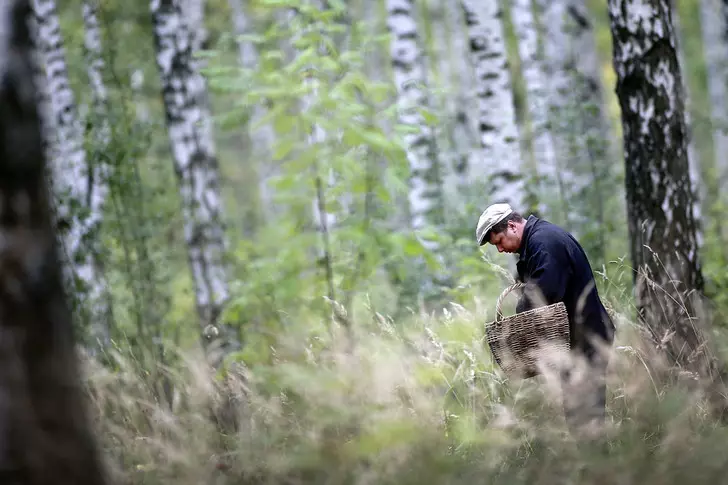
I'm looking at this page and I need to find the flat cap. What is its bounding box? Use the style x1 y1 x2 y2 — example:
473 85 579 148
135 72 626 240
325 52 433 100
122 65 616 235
475 203 513 246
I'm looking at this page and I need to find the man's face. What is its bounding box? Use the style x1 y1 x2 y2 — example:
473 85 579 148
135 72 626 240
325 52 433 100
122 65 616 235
489 222 521 253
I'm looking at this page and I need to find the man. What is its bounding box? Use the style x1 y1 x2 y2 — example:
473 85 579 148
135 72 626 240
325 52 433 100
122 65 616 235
476 203 615 433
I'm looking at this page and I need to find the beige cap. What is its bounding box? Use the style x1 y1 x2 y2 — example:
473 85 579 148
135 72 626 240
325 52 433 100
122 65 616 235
476 203 513 246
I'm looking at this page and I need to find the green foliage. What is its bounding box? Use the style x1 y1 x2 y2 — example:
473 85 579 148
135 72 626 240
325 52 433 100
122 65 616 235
89 303 728 485
46 0 728 481
55 0 728 354
204 1 453 328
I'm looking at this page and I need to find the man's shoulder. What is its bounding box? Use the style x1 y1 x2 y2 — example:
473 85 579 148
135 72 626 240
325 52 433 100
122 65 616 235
529 218 574 247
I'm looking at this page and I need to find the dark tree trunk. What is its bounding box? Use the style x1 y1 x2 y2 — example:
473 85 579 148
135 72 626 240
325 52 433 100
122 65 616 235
0 1 108 483
607 0 714 376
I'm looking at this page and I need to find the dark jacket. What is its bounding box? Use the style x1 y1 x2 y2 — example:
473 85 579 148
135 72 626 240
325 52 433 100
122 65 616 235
515 215 615 359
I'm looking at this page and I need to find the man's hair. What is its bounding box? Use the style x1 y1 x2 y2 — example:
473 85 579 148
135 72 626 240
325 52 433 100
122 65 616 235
485 212 524 241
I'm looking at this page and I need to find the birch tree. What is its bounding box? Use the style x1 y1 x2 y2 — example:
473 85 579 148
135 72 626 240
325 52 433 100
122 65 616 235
30 0 111 349
672 6 703 247
607 0 714 376
150 0 238 362
81 0 114 352
510 0 561 218
700 0 728 190
386 0 444 245
461 0 525 210
564 0 612 256
181 0 207 56
228 0 278 216
83 1 110 148
439 0 478 205
299 1 338 306
535 0 611 233
0 0 109 480
386 0 451 306
535 0 579 224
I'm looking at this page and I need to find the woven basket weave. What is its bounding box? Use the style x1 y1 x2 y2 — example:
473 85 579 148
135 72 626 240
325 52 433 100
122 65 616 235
485 282 571 379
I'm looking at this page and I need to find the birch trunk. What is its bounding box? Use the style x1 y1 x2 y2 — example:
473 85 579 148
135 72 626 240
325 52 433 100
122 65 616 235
461 0 525 211
386 0 444 245
83 1 110 148
564 0 612 257
608 0 713 376
228 0 256 67
130 69 152 122
0 1 109 480
228 0 278 216
299 1 337 295
534 0 613 254
428 0 456 198
30 0 110 347
441 0 477 205
304 77 336 304
510 0 561 217
534 0 578 228
700 0 728 189
181 0 207 54
672 6 703 247
82 0 113 352
150 0 237 362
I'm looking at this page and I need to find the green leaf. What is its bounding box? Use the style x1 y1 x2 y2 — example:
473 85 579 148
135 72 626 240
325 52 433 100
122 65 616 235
402 236 425 257
272 109 298 135
273 138 296 161
420 107 439 126
361 130 398 153
214 108 249 131
234 33 266 45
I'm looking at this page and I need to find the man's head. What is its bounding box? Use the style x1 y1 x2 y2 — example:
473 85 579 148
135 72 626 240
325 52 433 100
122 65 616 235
475 203 526 253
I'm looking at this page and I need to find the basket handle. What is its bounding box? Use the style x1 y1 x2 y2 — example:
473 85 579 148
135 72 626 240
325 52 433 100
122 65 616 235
495 282 525 322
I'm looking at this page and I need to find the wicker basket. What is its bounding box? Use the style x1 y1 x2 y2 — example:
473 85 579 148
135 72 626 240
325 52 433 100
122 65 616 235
484 283 571 379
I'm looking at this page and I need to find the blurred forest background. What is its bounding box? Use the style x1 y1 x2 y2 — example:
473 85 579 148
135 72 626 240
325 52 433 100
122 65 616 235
25 0 728 483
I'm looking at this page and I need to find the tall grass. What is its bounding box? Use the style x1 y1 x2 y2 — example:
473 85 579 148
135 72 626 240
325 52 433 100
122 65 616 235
83 281 728 485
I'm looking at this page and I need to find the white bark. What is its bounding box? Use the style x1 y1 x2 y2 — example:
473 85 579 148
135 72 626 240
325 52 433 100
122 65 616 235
130 69 151 122
386 0 444 245
303 74 336 236
700 0 728 187
461 0 525 210
81 0 113 351
303 75 337 258
30 0 109 338
445 0 478 137
564 0 613 160
565 0 613 246
180 0 207 54
673 6 703 246
429 0 456 194
536 0 613 239
229 0 256 68
537 0 587 187
150 0 236 359
441 0 478 202
294 1 337 234
510 0 559 214
83 1 110 147
229 0 277 214
608 0 710 376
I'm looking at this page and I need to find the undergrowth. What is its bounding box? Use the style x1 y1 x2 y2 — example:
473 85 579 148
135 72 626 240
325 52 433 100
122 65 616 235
83 285 728 485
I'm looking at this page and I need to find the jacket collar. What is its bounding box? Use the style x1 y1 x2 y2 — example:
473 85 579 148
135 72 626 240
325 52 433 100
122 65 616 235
518 215 539 262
